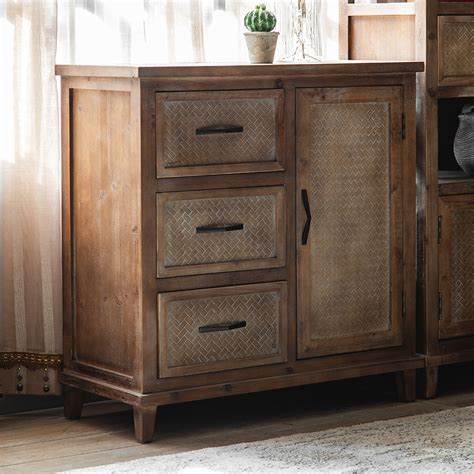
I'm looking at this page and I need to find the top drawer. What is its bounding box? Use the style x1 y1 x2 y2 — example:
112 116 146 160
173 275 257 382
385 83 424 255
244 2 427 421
155 90 285 177
439 16 474 86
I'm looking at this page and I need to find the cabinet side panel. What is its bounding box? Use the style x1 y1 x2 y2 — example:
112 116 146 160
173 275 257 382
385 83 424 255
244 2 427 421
71 89 139 376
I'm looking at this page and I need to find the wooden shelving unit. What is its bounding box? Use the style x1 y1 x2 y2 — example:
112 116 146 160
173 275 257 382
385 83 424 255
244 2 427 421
340 0 474 398
438 171 474 196
339 1 416 60
417 0 474 397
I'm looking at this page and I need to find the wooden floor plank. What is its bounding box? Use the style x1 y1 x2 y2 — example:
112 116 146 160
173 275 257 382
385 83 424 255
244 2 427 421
0 372 473 474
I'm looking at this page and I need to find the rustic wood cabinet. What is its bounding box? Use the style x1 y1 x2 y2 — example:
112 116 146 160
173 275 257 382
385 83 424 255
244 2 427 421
339 0 474 401
57 62 423 443
416 1 474 398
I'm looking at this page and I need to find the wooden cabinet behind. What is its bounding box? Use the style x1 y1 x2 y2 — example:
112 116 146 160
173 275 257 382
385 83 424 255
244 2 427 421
57 62 424 444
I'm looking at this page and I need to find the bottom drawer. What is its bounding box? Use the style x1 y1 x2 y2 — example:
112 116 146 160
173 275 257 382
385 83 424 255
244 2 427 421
158 282 287 378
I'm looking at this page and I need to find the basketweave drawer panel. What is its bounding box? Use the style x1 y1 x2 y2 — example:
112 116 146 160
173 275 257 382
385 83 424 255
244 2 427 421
157 282 288 378
155 90 285 177
156 186 286 278
439 16 474 86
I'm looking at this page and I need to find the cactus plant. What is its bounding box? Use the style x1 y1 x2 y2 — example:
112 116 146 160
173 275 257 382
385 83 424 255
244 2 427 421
244 4 277 33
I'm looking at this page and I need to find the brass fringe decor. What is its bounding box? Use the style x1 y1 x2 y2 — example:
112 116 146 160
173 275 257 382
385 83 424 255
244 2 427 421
0 352 63 371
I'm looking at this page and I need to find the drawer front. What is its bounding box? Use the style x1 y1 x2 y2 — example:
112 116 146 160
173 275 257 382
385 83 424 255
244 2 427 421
157 187 286 277
439 16 474 86
158 282 288 378
156 90 284 177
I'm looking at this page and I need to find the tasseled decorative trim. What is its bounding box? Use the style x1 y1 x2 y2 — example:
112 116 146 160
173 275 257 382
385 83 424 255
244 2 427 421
0 352 62 370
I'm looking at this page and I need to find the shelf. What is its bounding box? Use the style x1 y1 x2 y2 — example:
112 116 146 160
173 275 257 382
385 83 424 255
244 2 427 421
347 3 416 17
438 86 474 98
439 170 474 195
438 3 474 16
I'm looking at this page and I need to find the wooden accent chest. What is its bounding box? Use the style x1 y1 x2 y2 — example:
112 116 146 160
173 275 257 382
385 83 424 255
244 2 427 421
57 62 424 443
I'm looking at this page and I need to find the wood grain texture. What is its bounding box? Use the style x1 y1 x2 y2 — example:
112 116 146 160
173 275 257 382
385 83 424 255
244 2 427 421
71 88 140 377
3 380 472 473
133 406 157 444
339 1 416 61
55 62 424 79
350 15 415 61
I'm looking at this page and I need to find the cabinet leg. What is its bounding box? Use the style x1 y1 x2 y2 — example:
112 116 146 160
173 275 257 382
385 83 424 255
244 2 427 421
64 386 85 420
421 366 439 399
133 406 158 444
395 369 416 402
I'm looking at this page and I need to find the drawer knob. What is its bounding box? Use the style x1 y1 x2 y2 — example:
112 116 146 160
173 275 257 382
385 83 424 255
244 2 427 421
195 223 244 234
195 125 244 136
198 321 247 333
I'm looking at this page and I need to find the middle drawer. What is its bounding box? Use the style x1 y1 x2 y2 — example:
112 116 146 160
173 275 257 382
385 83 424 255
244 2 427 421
157 186 286 278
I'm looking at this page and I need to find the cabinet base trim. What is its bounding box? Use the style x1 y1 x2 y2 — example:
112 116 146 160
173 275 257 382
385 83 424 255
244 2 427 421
424 349 474 368
60 355 424 408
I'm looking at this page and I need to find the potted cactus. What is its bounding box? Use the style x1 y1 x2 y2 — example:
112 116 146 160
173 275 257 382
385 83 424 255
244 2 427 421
244 4 279 64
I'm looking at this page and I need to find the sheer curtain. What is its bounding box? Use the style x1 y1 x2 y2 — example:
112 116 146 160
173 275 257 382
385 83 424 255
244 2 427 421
0 0 62 395
1 0 336 397
55 0 337 65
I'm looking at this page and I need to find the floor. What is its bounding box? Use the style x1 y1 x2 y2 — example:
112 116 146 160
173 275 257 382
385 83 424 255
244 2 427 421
1 364 474 474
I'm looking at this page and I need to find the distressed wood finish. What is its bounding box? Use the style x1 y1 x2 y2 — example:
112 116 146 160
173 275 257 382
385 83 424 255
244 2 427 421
296 86 405 358
415 2 474 396
339 1 416 61
58 63 422 443
155 90 285 177
156 187 286 277
438 195 474 339
70 88 140 378
158 282 288 378
338 0 474 400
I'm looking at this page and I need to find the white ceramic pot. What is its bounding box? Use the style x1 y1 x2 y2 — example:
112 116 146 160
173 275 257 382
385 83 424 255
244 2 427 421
244 32 279 64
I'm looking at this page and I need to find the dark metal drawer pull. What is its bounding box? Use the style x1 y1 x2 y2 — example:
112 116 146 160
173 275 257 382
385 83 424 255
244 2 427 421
195 126 244 136
199 321 247 333
195 223 244 234
301 189 312 245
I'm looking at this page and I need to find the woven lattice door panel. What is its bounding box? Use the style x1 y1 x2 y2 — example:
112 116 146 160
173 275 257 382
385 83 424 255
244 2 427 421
157 283 288 377
296 86 404 358
156 90 285 177
156 187 286 277
439 16 474 86
439 196 474 339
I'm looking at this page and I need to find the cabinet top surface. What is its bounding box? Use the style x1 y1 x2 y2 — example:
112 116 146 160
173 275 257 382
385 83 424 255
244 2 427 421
55 61 424 78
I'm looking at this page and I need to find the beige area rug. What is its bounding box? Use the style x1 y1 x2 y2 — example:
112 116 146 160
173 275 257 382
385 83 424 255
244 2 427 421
66 406 474 473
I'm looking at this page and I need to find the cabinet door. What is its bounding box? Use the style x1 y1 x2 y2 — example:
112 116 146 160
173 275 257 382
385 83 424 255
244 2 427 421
296 86 404 358
439 196 474 339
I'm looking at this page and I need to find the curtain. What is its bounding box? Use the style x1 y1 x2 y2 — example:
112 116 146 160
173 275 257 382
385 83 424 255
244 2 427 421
55 0 337 65
0 0 62 395
0 0 336 397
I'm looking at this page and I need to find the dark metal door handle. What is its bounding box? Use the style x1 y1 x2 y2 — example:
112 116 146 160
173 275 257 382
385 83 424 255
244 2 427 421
301 189 311 245
195 126 244 136
198 321 247 333
195 223 244 234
